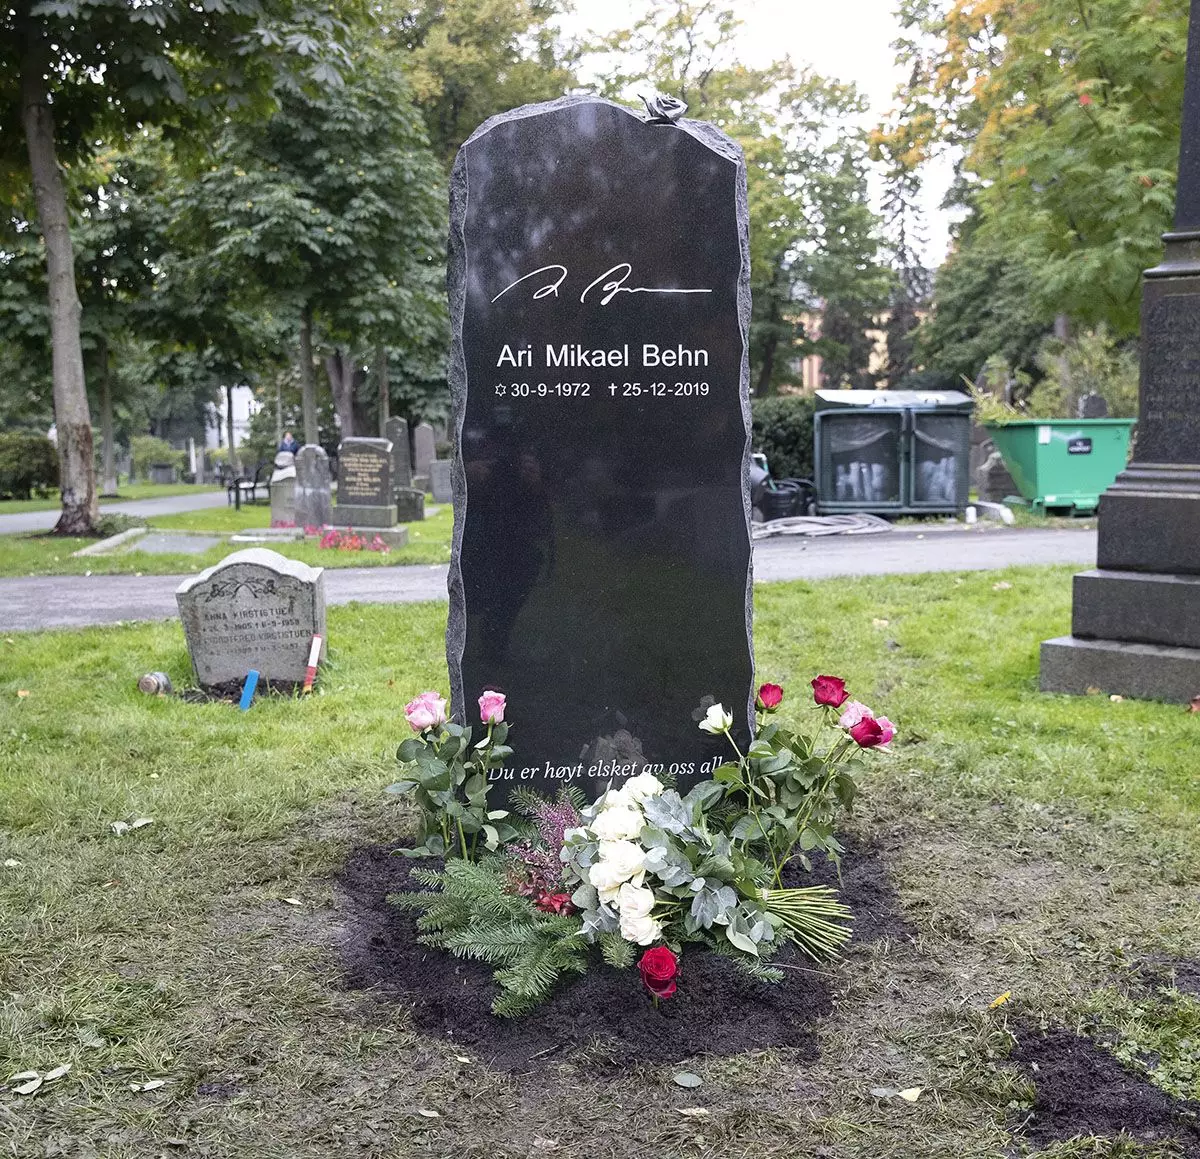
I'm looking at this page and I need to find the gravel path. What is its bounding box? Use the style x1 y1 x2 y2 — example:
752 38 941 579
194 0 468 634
0 525 1096 632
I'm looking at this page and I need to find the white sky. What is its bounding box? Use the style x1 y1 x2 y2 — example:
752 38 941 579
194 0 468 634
560 0 956 265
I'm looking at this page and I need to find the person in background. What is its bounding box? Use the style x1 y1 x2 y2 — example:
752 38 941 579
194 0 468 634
278 430 299 454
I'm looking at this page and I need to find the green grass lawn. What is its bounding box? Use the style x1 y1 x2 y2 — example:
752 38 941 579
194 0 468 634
0 504 454 577
0 483 222 514
2 566 1197 1157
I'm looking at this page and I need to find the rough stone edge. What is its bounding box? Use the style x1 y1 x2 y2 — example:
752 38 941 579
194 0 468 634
174 547 324 597
72 525 147 557
444 95 754 729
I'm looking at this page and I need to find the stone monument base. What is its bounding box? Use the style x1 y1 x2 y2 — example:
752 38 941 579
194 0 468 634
394 487 425 522
1041 635 1200 702
333 503 396 528
328 525 408 549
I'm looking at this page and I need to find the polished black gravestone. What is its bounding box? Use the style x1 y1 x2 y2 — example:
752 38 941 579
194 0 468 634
446 96 754 798
336 437 396 529
1042 0 1200 700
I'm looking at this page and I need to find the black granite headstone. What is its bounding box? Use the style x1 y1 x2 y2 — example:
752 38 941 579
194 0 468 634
446 96 753 798
335 437 396 528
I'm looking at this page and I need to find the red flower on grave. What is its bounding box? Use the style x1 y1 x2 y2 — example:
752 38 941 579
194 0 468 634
534 892 574 916
638 945 678 1001
756 682 784 711
1079 93 1093 106
848 714 896 749
811 675 849 708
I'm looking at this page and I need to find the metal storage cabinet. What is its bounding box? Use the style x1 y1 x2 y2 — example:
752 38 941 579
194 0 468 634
812 390 975 516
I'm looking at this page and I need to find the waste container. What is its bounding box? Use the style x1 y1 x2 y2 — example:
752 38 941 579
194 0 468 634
983 419 1135 514
812 390 974 515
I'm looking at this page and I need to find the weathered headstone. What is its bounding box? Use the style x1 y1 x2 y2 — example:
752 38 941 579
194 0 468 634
394 487 425 523
412 422 436 491
447 96 754 799
430 459 454 504
270 451 297 527
1078 392 1110 419
385 416 414 490
336 437 396 528
978 449 1017 504
1042 0 1200 701
176 548 326 688
294 444 333 529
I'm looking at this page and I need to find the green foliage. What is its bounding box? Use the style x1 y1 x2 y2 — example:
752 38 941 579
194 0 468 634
0 432 58 499
389 718 517 860
130 436 183 478
599 931 634 970
751 395 816 480
393 858 589 1016
1029 327 1140 419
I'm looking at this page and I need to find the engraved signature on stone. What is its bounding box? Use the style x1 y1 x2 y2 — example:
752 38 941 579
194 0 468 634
490 263 712 307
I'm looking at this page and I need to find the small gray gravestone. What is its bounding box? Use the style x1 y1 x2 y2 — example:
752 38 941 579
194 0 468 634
394 487 425 523
430 459 453 504
412 422 436 491
270 451 297 527
336 437 396 527
385 416 413 489
978 450 1018 504
294 445 333 529
1078 392 1110 419
176 548 326 688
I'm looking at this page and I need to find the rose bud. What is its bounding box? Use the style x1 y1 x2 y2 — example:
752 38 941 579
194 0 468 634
637 945 678 1000
811 675 849 708
478 689 507 724
404 691 447 733
756 682 784 711
848 714 896 749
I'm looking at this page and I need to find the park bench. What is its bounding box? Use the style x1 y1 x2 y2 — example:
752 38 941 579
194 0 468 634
226 461 270 506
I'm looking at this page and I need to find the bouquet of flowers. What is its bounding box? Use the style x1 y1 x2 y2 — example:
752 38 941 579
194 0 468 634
389 677 895 1016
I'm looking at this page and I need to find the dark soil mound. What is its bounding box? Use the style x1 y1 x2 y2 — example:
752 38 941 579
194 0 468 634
335 839 901 1072
1011 1028 1200 1157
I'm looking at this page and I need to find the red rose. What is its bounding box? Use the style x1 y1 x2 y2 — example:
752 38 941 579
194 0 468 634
638 945 678 1000
756 682 784 711
811 675 849 708
535 892 574 915
848 714 895 749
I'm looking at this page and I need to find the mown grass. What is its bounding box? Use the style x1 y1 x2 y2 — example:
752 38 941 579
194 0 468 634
0 504 454 578
1 566 1198 1157
0 483 222 514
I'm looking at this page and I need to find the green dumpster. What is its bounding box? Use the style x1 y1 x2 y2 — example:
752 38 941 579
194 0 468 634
983 419 1136 514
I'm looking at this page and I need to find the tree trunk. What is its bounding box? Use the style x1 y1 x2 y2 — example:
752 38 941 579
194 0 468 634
274 374 283 447
98 335 118 495
21 39 98 534
377 341 389 435
326 348 356 439
225 383 239 475
299 303 318 445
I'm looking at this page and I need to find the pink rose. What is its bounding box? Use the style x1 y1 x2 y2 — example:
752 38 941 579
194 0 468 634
404 690 447 733
811 675 849 708
848 714 896 749
478 689 507 725
756 682 784 711
838 700 872 729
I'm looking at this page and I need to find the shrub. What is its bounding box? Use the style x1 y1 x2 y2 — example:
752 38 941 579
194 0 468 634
130 435 183 478
0 432 58 499
751 394 816 480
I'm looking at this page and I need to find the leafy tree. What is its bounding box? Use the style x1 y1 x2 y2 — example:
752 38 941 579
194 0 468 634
1 0 354 532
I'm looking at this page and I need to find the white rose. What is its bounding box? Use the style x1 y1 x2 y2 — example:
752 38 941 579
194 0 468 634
588 840 646 894
616 882 655 916
620 910 662 946
590 805 645 841
699 703 733 734
619 772 664 803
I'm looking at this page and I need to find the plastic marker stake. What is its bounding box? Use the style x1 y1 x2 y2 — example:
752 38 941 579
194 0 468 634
303 635 323 694
239 670 260 711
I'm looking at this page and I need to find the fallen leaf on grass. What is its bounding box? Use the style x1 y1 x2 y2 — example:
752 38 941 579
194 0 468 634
416 1109 440 1119
871 618 890 628
16 690 29 699
3 859 21 868
9 1071 39 1083
870 1086 924 1101
129 1079 167 1092
13 1077 42 1095
454 1056 472 1064
1109 694 1124 703
676 1107 710 1117
673 1072 703 1088
110 818 153 837
281 898 303 907
530 1139 559 1151
989 991 1012 1009
992 581 1012 591
898 1087 924 1102
42 1064 70 1082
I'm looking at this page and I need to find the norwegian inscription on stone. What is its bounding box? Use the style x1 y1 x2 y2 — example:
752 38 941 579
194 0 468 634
176 548 326 687
1138 292 1200 464
338 438 391 506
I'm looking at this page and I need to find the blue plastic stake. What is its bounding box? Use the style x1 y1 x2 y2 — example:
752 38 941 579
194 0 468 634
239 670 260 711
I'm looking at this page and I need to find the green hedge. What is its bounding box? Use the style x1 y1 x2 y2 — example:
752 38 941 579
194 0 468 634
751 395 815 480
0 432 59 499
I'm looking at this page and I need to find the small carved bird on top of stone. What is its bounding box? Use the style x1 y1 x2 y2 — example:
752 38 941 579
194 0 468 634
639 93 687 124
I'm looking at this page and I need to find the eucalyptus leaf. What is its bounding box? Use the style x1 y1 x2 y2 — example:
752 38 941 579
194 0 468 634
672 1072 703 1088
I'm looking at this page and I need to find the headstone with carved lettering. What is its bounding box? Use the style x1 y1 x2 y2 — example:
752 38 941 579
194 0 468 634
1042 0 1200 701
446 96 753 801
176 548 326 688
335 437 396 528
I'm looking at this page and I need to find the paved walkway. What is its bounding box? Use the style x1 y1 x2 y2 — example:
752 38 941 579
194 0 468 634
0 489 228 535
0 525 1096 632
